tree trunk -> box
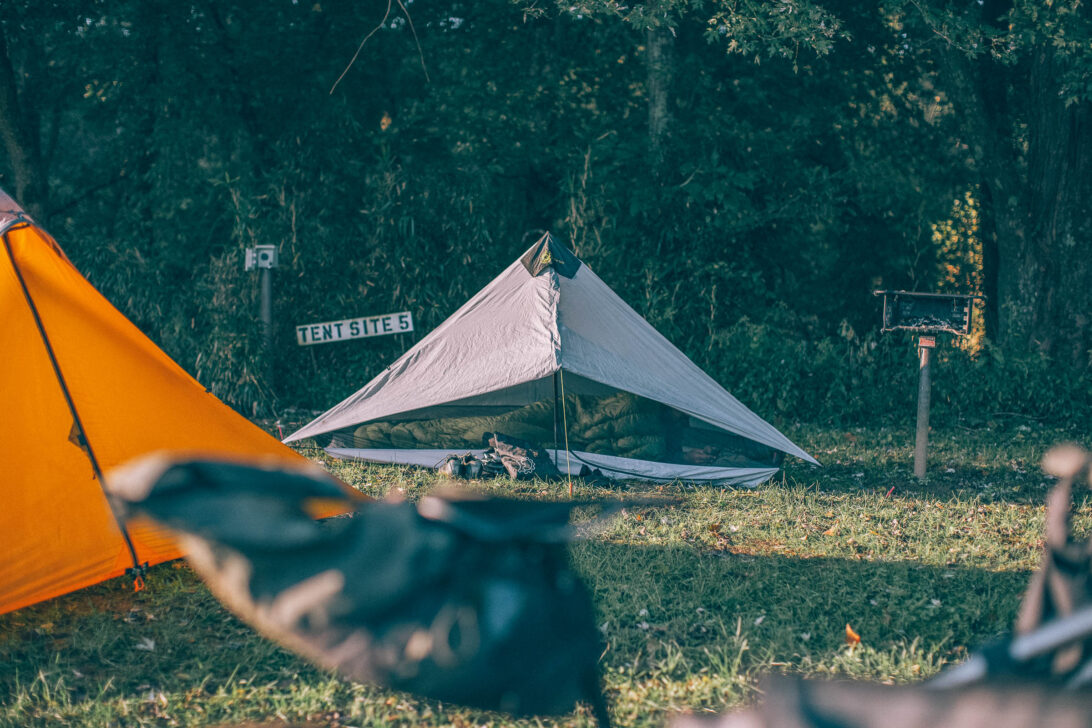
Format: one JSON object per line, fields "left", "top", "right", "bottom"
{"left": 0, "top": 22, "right": 46, "bottom": 219}
{"left": 939, "top": 44, "right": 1028, "bottom": 348}
{"left": 1017, "top": 45, "right": 1092, "bottom": 363}
{"left": 942, "top": 32, "right": 1092, "bottom": 366}
{"left": 977, "top": 182, "right": 1001, "bottom": 341}
{"left": 644, "top": 26, "right": 674, "bottom": 170}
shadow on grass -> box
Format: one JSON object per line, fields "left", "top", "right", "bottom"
{"left": 785, "top": 460, "right": 1056, "bottom": 505}
{"left": 779, "top": 422, "right": 1090, "bottom": 506}
{"left": 578, "top": 542, "right": 1027, "bottom": 672}
{"left": 0, "top": 538, "right": 1030, "bottom": 726}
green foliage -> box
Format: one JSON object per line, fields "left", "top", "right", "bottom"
{"left": 514, "top": 0, "right": 850, "bottom": 59}
{"left": 2, "top": 0, "right": 1088, "bottom": 419}
{"left": 707, "top": 314, "right": 911, "bottom": 425}
{"left": 704, "top": 314, "right": 1092, "bottom": 427}
{"left": 933, "top": 340, "right": 1092, "bottom": 423}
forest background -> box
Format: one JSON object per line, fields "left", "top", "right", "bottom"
{"left": 2, "top": 0, "right": 1090, "bottom": 426}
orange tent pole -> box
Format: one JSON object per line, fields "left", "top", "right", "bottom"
{"left": 2, "top": 229, "right": 145, "bottom": 581}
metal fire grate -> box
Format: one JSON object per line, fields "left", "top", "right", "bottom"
{"left": 873, "top": 290, "right": 981, "bottom": 335}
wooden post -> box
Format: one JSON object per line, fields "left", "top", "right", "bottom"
{"left": 260, "top": 265, "right": 274, "bottom": 389}
{"left": 247, "top": 245, "right": 278, "bottom": 392}
{"left": 913, "top": 336, "right": 935, "bottom": 479}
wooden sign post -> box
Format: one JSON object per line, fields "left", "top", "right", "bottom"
{"left": 245, "top": 245, "right": 279, "bottom": 385}
{"left": 914, "top": 335, "right": 936, "bottom": 478}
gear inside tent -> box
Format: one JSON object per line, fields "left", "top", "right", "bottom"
{"left": 0, "top": 188, "right": 310, "bottom": 615}
{"left": 286, "top": 233, "right": 817, "bottom": 486}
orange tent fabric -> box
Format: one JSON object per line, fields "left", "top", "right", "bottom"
{"left": 0, "top": 189, "right": 306, "bottom": 615}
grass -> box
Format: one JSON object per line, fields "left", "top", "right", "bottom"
{"left": 1, "top": 420, "right": 1089, "bottom": 727}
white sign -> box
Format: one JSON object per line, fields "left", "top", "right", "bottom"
{"left": 244, "top": 245, "right": 278, "bottom": 270}
{"left": 296, "top": 311, "right": 413, "bottom": 346}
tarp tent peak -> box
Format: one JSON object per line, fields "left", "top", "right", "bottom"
{"left": 520, "top": 231, "right": 581, "bottom": 278}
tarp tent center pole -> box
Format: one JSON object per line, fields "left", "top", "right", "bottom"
{"left": 553, "top": 370, "right": 560, "bottom": 451}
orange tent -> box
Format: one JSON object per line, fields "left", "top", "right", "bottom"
{"left": 0, "top": 189, "right": 306, "bottom": 615}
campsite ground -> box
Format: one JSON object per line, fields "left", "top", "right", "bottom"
{"left": 1, "top": 420, "right": 1088, "bottom": 727}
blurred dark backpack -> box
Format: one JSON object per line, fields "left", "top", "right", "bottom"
{"left": 108, "top": 455, "right": 611, "bottom": 725}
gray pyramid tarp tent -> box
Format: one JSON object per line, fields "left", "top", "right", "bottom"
{"left": 286, "top": 234, "right": 817, "bottom": 486}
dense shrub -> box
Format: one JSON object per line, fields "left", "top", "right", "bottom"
{"left": 10, "top": 4, "right": 1086, "bottom": 426}
{"left": 705, "top": 317, "right": 1091, "bottom": 428}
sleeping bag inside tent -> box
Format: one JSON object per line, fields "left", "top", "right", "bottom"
{"left": 285, "top": 234, "right": 817, "bottom": 486}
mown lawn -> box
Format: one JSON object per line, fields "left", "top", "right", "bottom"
{"left": 1, "top": 421, "right": 1088, "bottom": 727}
